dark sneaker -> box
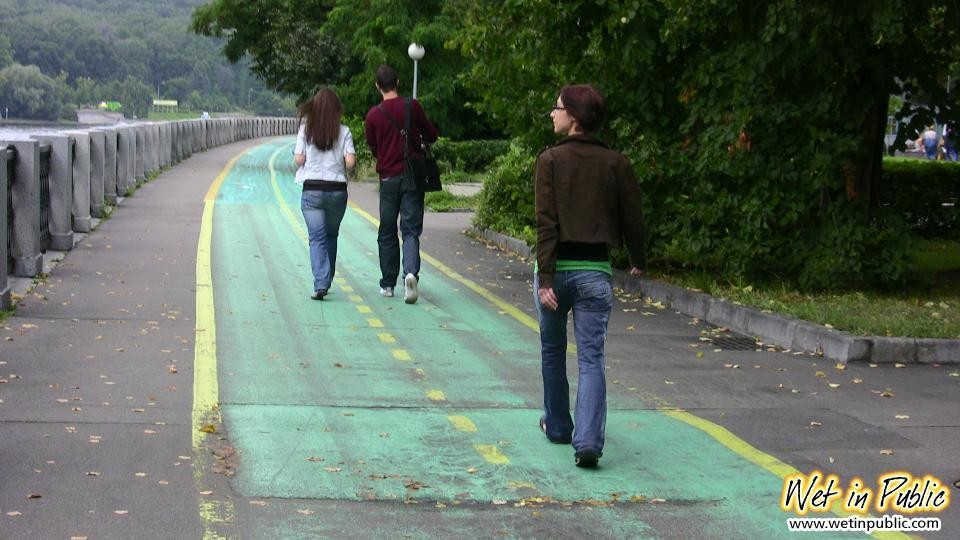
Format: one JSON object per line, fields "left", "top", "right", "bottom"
{"left": 540, "top": 415, "right": 571, "bottom": 444}
{"left": 574, "top": 449, "right": 602, "bottom": 468}
{"left": 311, "top": 289, "right": 327, "bottom": 300}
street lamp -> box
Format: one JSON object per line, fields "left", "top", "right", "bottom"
{"left": 407, "top": 43, "right": 425, "bottom": 99}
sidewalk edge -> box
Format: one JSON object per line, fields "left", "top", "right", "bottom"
{"left": 467, "top": 227, "right": 958, "bottom": 365}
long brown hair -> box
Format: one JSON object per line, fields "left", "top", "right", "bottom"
{"left": 298, "top": 87, "right": 343, "bottom": 151}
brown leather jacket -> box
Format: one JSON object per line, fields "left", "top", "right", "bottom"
{"left": 535, "top": 134, "right": 646, "bottom": 288}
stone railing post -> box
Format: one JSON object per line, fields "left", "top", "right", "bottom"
{"left": 37, "top": 135, "right": 74, "bottom": 251}
{"left": 0, "top": 146, "right": 11, "bottom": 309}
{"left": 65, "top": 131, "right": 92, "bottom": 232}
{"left": 116, "top": 127, "right": 133, "bottom": 196}
{"left": 100, "top": 128, "right": 118, "bottom": 204}
{"left": 134, "top": 126, "right": 145, "bottom": 185}
{"left": 88, "top": 130, "right": 106, "bottom": 217}
{"left": 9, "top": 140, "right": 42, "bottom": 276}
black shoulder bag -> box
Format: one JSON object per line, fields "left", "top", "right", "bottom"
{"left": 377, "top": 98, "right": 442, "bottom": 192}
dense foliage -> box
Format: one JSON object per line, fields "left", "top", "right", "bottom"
{"left": 880, "top": 159, "right": 960, "bottom": 239}
{"left": 0, "top": 0, "right": 289, "bottom": 119}
{"left": 452, "top": 0, "right": 960, "bottom": 289}
{"left": 191, "top": 0, "right": 499, "bottom": 139}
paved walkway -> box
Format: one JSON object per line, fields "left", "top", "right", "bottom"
{"left": 0, "top": 137, "right": 956, "bottom": 539}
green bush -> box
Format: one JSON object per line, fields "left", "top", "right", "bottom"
{"left": 434, "top": 139, "right": 510, "bottom": 173}
{"left": 474, "top": 140, "right": 536, "bottom": 245}
{"left": 342, "top": 115, "right": 375, "bottom": 179}
{"left": 879, "top": 158, "right": 960, "bottom": 239}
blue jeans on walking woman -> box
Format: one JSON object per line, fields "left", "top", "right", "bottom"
{"left": 301, "top": 190, "right": 348, "bottom": 292}
{"left": 534, "top": 270, "right": 613, "bottom": 453}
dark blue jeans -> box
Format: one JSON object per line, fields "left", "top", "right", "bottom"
{"left": 378, "top": 175, "right": 424, "bottom": 288}
{"left": 534, "top": 270, "right": 613, "bottom": 453}
{"left": 301, "top": 190, "right": 348, "bottom": 291}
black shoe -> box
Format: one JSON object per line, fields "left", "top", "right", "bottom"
{"left": 574, "top": 449, "right": 602, "bottom": 468}
{"left": 539, "top": 415, "right": 572, "bottom": 444}
{"left": 311, "top": 289, "right": 327, "bottom": 300}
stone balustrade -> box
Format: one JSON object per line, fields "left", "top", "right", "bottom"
{"left": 0, "top": 116, "right": 298, "bottom": 310}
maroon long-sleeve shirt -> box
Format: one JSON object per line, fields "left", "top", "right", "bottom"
{"left": 364, "top": 96, "right": 438, "bottom": 180}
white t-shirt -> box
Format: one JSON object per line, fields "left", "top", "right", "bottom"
{"left": 294, "top": 124, "right": 355, "bottom": 184}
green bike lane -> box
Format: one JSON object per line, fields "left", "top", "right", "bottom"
{"left": 204, "top": 140, "right": 860, "bottom": 538}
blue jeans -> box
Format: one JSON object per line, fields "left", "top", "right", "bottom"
{"left": 301, "top": 190, "right": 348, "bottom": 291}
{"left": 534, "top": 270, "right": 613, "bottom": 452}
{"left": 378, "top": 175, "right": 424, "bottom": 288}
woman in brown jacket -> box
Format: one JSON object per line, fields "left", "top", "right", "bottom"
{"left": 534, "top": 84, "right": 645, "bottom": 467}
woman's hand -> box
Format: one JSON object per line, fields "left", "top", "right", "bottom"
{"left": 629, "top": 267, "right": 643, "bottom": 277}
{"left": 294, "top": 153, "right": 306, "bottom": 167}
{"left": 538, "top": 287, "right": 559, "bottom": 311}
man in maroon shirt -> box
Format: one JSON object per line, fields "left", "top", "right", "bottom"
{"left": 364, "top": 64, "right": 438, "bottom": 304}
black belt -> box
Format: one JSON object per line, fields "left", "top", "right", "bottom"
{"left": 303, "top": 180, "right": 347, "bottom": 192}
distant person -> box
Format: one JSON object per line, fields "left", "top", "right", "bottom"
{"left": 293, "top": 88, "right": 356, "bottom": 300}
{"left": 534, "top": 84, "right": 645, "bottom": 468}
{"left": 942, "top": 123, "right": 958, "bottom": 161}
{"left": 363, "top": 64, "right": 438, "bottom": 304}
{"left": 918, "top": 125, "right": 940, "bottom": 160}
{"left": 200, "top": 111, "right": 211, "bottom": 120}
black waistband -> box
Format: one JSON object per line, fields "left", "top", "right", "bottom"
{"left": 557, "top": 242, "right": 608, "bottom": 262}
{"left": 303, "top": 180, "right": 347, "bottom": 192}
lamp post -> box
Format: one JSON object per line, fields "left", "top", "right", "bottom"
{"left": 157, "top": 80, "right": 164, "bottom": 100}
{"left": 407, "top": 43, "right": 425, "bottom": 99}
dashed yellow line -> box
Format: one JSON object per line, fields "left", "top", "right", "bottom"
{"left": 378, "top": 333, "right": 396, "bottom": 343}
{"left": 447, "top": 415, "right": 478, "bottom": 433}
{"left": 349, "top": 294, "right": 364, "bottom": 302}
{"left": 356, "top": 305, "right": 372, "bottom": 314}
{"left": 474, "top": 444, "right": 510, "bottom": 465}
{"left": 425, "top": 390, "right": 447, "bottom": 401}
{"left": 367, "top": 318, "right": 384, "bottom": 328}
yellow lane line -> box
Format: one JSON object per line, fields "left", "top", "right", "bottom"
{"left": 378, "top": 333, "right": 396, "bottom": 343}
{"left": 349, "top": 294, "right": 364, "bottom": 302}
{"left": 425, "top": 390, "right": 447, "bottom": 401}
{"left": 356, "top": 305, "right": 373, "bottom": 314}
{"left": 367, "top": 318, "right": 384, "bottom": 328}
{"left": 194, "top": 146, "right": 258, "bottom": 539}
{"left": 448, "top": 415, "right": 478, "bottom": 433}
{"left": 473, "top": 444, "right": 510, "bottom": 465}
{"left": 391, "top": 349, "right": 411, "bottom": 361}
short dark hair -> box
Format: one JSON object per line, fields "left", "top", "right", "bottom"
{"left": 559, "top": 84, "right": 605, "bottom": 134}
{"left": 376, "top": 65, "right": 398, "bottom": 92}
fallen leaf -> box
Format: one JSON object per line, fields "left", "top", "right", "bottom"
{"left": 834, "top": 363, "right": 846, "bottom": 370}
{"left": 25, "top": 494, "right": 41, "bottom": 499}
{"left": 809, "top": 421, "right": 823, "bottom": 427}
{"left": 815, "top": 371, "right": 826, "bottom": 378}
{"left": 297, "top": 509, "right": 314, "bottom": 515}
{"left": 249, "top": 501, "right": 267, "bottom": 507}
{"left": 881, "top": 389, "right": 895, "bottom": 398}
{"left": 199, "top": 424, "right": 217, "bottom": 433}
{"left": 828, "top": 383, "right": 840, "bottom": 389}
{"left": 114, "top": 510, "right": 128, "bottom": 515}
{"left": 895, "top": 414, "right": 910, "bottom": 420}
{"left": 5, "top": 511, "right": 22, "bottom": 517}
{"left": 86, "top": 471, "right": 101, "bottom": 476}
{"left": 323, "top": 467, "right": 342, "bottom": 473}
{"left": 852, "top": 378, "right": 863, "bottom": 384}
{"left": 894, "top": 363, "right": 906, "bottom": 369}
{"left": 306, "top": 457, "right": 324, "bottom": 462}
{"left": 880, "top": 449, "right": 894, "bottom": 455}
{"left": 198, "top": 490, "right": 213, "bottom": 496}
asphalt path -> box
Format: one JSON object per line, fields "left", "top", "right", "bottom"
{"left": 0, "top": 137, "right": 956, "bottom": 539}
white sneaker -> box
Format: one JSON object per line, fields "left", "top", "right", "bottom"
{"left": 380, "top": 286, "right": 394, "bottom": 298}
{"left": 403, "top": 273, "right": 418, "bottom": 304}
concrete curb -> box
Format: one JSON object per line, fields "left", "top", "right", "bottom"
{"left": 468, "top": 227, "right": 958, "bottom": 365}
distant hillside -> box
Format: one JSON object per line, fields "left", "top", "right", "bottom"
{"left": 0, "top": 0, "right": 289, "bottom": 119}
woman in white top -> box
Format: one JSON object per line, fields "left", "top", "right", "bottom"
{"left": 294, "top": 88, "right": 357, "bottom": 300}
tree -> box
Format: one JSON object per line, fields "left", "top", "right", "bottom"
{"left": 0, "top": 34, "right": 13, "bottom": 70}
{"left": 0, "top": 63, "right": 64, "bottom": 119}
{"left": 453, "top": 0, "right": 960, "bottom": 288}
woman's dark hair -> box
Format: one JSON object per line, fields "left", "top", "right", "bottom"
{"left": 375, "top": 65, "right": 398, "bottom": 92}
{"left": 298, "top": 87, "right": 343, "bottom": 151}
{"left": 559, "top": 84, "right": 605, "bottom": 134}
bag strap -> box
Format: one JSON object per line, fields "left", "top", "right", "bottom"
{"left": 377, "top": 100, "right": 411, "bottom": 159}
